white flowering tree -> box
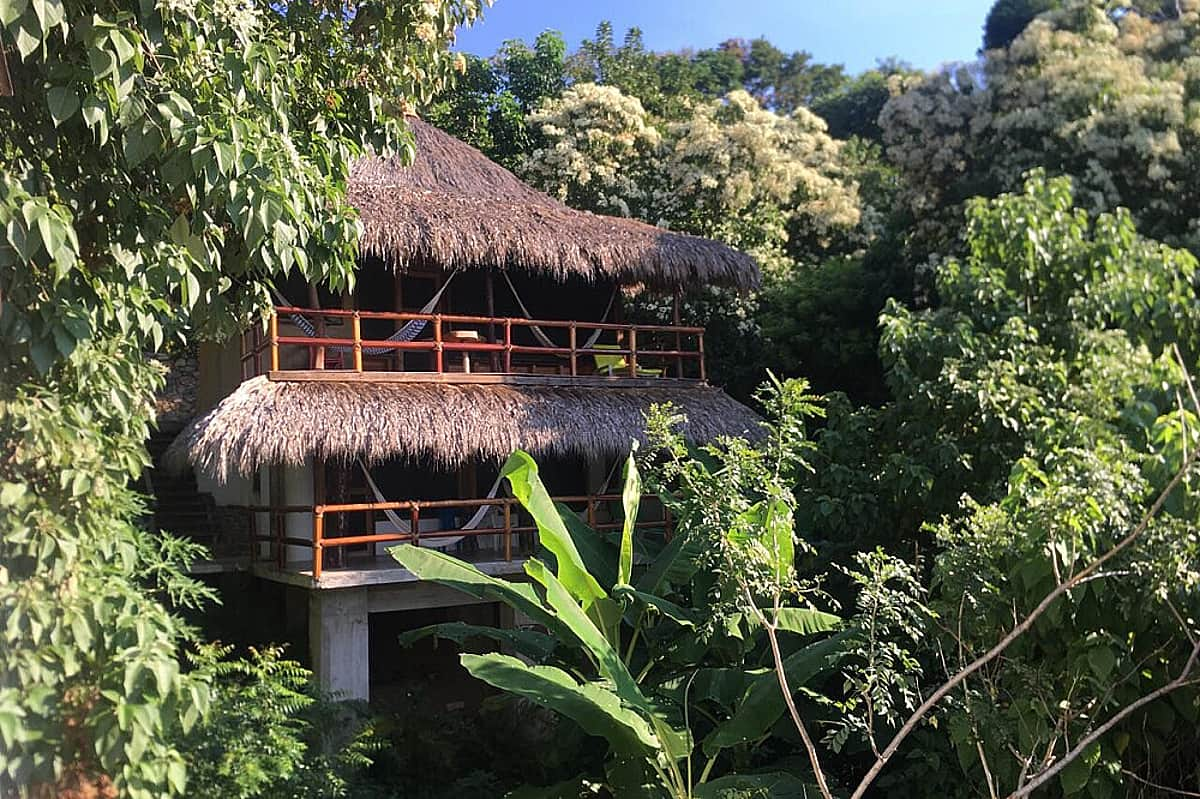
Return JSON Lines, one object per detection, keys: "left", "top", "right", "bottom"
{"left": 520, "top": 82, "right": 663, "bottom": 219}
{"left": 662, "top": 89, "right": 860, "bottom": 269}
{"left": 881, "top": 0, "right": 1200, "bottom": 256}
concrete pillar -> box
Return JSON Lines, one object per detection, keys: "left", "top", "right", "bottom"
{"left": 308, "top": 588, "right": 370, "bottom": 701}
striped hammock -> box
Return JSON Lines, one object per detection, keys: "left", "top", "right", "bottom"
{"left": 502, "top": 271, "right": 616, "bottom": 351}
{"left": 357, "top": 460, "right": 504, "bottom": 551}
{"left": 273, "top": 270, "right": 459, "bottom": 355}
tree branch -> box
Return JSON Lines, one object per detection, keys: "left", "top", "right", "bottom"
{"left": 846, "top": 441, "right": 1200, "bottom": 799}
{"left": 1006, "top": 640, "right": 1200, "bottom": 799}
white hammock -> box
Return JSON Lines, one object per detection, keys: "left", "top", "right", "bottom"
{"left": 357, "top": 460, "right": 504, "bottom": 551}
{"left": 502, "top": 272, "right": 616, "bottom": 352}
{"left": 273, "top": 270, "right": 460, "bottom": 355}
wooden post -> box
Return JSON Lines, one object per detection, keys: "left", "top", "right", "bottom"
{"left": 486, "top": 271, "right": 498, "bottom": 372}
{"left": 503, "top": 319, "right": 512, "bottom": 373}
{"left": 569, "top": 323, "right": 578, "bottom": 376}
{"left": 313, "top": 509, "right": 324, "bottom": 582}
{"left": 0, "top": 48, "right": 13, "bottom": 98}
{"left": 269, "top": 312, "right": 279, "bottom": 372}
{"left": 433, "top": 316, "right": 443, "bottom": 373}
{"left": 351, "top": 312, "right": 363, "bottom": 371}
{"left": 673, "top": 291, "right": 683, "bottom": 378}
{"left": 698, "top": 332, "right": 706, "bottom": 382}
{"left": 410, "top": 505, "right": 421, "bottom": 547}
{"left": 503, "top": 501, "right": 512, "bottom": 561}
{"left": 586, "top": 497, "right": 596, "bottom": 529}
{"left": 628, "top": 328, "right": 638, "bottom": 377}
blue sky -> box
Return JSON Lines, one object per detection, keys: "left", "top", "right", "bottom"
{"left": 455, "top": 1, "right": 995, "bottom": 74}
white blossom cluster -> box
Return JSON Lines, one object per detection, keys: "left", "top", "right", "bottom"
{"left": 880, "top": 0, "right": 1200, "bottom": 250}
{"left": 520, "top": 83, "right": 662, "bottom": 219}
{"left": 520, "top": 83, "right": 862, "bottom": 272}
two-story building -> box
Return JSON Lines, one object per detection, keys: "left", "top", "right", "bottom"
{"left": 165, "top": 118, "right": 761, "bottom": 700}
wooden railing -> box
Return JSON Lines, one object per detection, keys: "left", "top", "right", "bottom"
{"left": 241, "top": 307, "right": 706, "bottom": 381}
{"left": 234, "top": 492, "right": 670, "bottom": 581}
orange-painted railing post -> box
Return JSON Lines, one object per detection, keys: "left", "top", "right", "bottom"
{"left": 351, "top": 312, "right": 363, "bottom": 371}
{"left": 434, "top": 317, "right": 443, "bottom": 373}
{"left": 410, "top": 505, "right": 421, "bottom": 547}
{"left": 628, "top": 328, "right": 638, "bottom": 376}
{"left": 503, "top": 501, "right": 512, "bottom": 561}
{"left": 269, "top": 312, "right": 279, "bottom": 372}
{"left": 503, "top": 320, "right": 512, "bottom": 373}
{"left": 313, "top": 509, "right": 324, "bottom": 582}
{"left": 569, "top": 323, "right": 577, "bottom": 376}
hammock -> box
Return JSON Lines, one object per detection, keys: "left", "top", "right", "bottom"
{"left": 357, "top": 460, "right": 504, "bottom": 551}
{"left": 501, "top": 272, "right": 616, "bottom": 352}
{"left": 272, "top": 270, "right": 459, "bottom": 356}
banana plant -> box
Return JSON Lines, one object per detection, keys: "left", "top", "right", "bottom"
{"left": 390, "top": 446, "right": 845, "bottom": 798}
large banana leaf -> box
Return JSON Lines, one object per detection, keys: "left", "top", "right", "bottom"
{"left": 461, "top": 653, "right": 660, "bottom": 757}
{"left": 618, "top": 448, "right": 641, "bottom": 588}
{"left": 397, "top": 621, "right": 558, "bottom": 661}
{"left": 556, "top": 503, "right": 618, "bottom": 588}
{"left": 693, "top": 771, "right": 822, "bottom": 798}
{"left": 702, "top": 633, "right": 847, "bottom": 756}
{"left": 525, "top": 558, "right": 650, "bottom": 712}
{"left": 388, "top": 545, "right": 566, "bottom": 639}
{"left": 502, "top": 451, "right": 607, "bottom": 608}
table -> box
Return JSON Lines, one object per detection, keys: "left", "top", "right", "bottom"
{"left": 447, "top": 329, "right": 481, "bottom": 373}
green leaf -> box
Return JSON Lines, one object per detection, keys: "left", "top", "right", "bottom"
{"left": 524, "top": 558, "right": 650, "bottom": 713}
{"left": 694, "top": 772, "right": 822, "bottom": 798}
{"left": 634, "top": 526, "right": 703, "bottom": 594}
{"left": 703, "top": 633, "right": 846, "bottom": 755}
{"left": 0, "top": 0, "right": 28, "bottom": 27}
{"left": 502, "top": 451, "right": 606, "bottom": 608}
{"left": 1059, "top": 742, "right": 1101, "bottom": 795}
{"left": 47, "top": 87, "right": 80, "bottom": 126}
{"left": 0, "top": 482, "right": 26, "bottom": 506}
{"left": 773, "top": 608, "right": 841, "bottom": 636}
{"left": 397, "top": 621, "right": 558, "bottom": 661}
{"left": 388, "top": 545, "right": 568, "bottom": 640}
{"left": 460, "top": 653, "right": 659, "bottom": 757}
{"left": 1086, "top": 646, "right": 1116, "bottom": 682}
{"left": 618, "top": 445, "right": 640, "bottom": 588}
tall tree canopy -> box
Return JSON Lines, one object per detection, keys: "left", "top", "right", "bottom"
{"left": 0, "top": 0, "right": 482, "bottom": 795}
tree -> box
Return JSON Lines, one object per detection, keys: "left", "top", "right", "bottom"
{"left": 0, "top": 0, "right": 482, "bottom": 794}
{"left": 982, "top": 0, "right": 1064, "bottom": 50}
{"left": 882, "top": 1, "right": 1200, "bottom": 268}
{"left": 520, "top": 82, "right": 663, "bottom": 219}
{"left": 798, "top": 174, "right": 1200, "bottom": 796}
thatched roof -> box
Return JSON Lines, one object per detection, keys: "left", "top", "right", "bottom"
{"left": 348, "top": 119, "right": 760, "bottom": 292}
{"left": 169, "top": 377, "right": 762, "bottom": 482}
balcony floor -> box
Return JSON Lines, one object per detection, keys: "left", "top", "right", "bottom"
{"left": 251, "top": 544, "right": 529, "bottom": 589}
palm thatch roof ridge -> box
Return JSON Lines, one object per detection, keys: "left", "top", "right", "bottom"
{"left": 348, "top": 119, "right": 760, "bottom": 292}
{"left": 168, "top": 376, "right": 762, "bottom": 482}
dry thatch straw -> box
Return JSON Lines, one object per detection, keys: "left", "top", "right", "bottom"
{"left": 348, "top": 118, "right": 760, "bottom": 292}
{"left": 168, "top": 376, "right": 763, "bottom": 483}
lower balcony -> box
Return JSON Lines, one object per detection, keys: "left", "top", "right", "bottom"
{"left": 228, "top": 491, "right": 671, "bottom": 588}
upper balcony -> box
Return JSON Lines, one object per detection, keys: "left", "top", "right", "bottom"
{"left": 241, "top": 306, "right": 707, "bottom": 384}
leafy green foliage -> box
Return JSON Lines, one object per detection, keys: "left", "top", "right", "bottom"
{"left": 0, "top": 0, "right": 484, "bottom": 794}
{"left": 173, "top": 646, "right": 378, "bottom": 799}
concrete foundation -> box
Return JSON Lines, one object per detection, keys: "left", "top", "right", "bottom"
{"left": 308, "top": 588, "right": 370, "bottom": 701}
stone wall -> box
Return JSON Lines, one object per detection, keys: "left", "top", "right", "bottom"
{"left": 153, "top": 348, "right": 199, "bottom": 429}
